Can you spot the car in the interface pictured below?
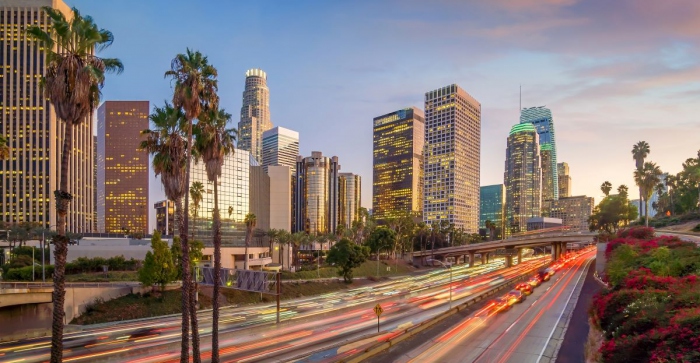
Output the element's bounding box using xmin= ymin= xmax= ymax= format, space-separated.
xmin=528 ymin=276 xmax=542 ymax=287
xmin=545 ymin=267 xmax=556 ymax=276
xmin=515 ymin=282 xmax=533 ymax=295
xmin=488 ymin=297 xmax=511 ymax=313
xmin=538 ymin=270 xmax=551 ymax=282
xmin=505 ymin=290 xmax=525 ymax=305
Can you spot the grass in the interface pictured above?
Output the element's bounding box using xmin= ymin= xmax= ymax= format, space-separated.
xmin=70 ymin=289 xmax=213 ymax=325
xmin=217 ymin=280 xmax=354 ymax=305
xmin=281 ymin=259 xmax=416 ymax=280
xmin=65 ymin=271 xmax=138 ymax=282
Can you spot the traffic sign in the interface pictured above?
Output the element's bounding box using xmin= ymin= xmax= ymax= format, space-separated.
xmin=374 ymin=303 xmax=383 ymax=317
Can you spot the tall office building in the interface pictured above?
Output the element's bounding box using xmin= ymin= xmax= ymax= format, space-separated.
xmin=0 ymin=0 xmax=94 ymax=232
xmin=423 ymin=84 xmax=481 ymax=232
xmin=557 ymin=162 xmax=571 ymax=198
xmin=479 ymin=184 xmax=506 ymax=239
xmin=372 ymin=107 xmax=424 ymax=222
xmin=339 ymin=173 xmax=361 ymax=229
xmin=97 ymin=101 xmax=149 ymax=234
xmin=294 ymin=152 xmax=340 ymax=234
xmin=154 ymin=200 xmax=175 ymax=236
xmin=521 ymin=106 xmax=558 ymax=201
xmin=262 ymin=126 xmax=299 ymax=173
xmin=545 ymin=196 xmax=594 ymax=231
xmin=504 ymin=123 xmax=542 ymax=234
xmin=238 ymin=68 xmax=272 ymax=164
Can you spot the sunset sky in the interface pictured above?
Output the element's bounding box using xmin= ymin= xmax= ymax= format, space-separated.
xmin=68 ymin=0 xmax=700 ymax=229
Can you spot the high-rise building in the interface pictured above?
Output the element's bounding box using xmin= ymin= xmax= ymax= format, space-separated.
xmin=372 ymin=107 xmax=424 ymax=222
xmin=238 ymin=68 xmax=272 ymax=164
xmin=479 ymin=184 xmax=506 ymax=239
xmin=294 ymin=152 xmax=340 ymax=234
xmin=545 ymin=196 xmax=594 ymax=231
xmin=423 ymin=84 xmax=481 ymax=232
xmin=97 ymin=101 xmax=149 ymax=234
xmin=268 ymin=165 xmax=292 ymax=231
xmin=339 ymin=173 xmax=361 ymax=229
xmin=262 ymin=126 xmax=299 ymax=174
xmin=521 ymin=106 xmax=558 ymax=201
xmin=0 ymin=0 xmax=94 ymax=232
xmin=504 ymin=123 xmax=542 ymax=234
xmin=557 ymin=162 xmax=571 ymax=198
xmin=154 ymin=200 xmax=175 ymax=236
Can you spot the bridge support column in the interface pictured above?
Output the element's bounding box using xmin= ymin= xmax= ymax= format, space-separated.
xmin=468 ymin=252 xmax=475 ymax=267
xmin=486 ymin=253 xmax=490 ymax=263
xmin=551 ymin=243 xmax=557 ymax=261
xmin=517 ymin=248 xmax=523 ymax=265
xmin=505 ymin=255 xmax=513 ymax=268
xmin=481 ymin=253 xmax=486 ymax=265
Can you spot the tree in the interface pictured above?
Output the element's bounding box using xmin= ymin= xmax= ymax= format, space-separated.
xmin=138 ymin=231 xmax=175 ymax=292
xmin=589 ymin=192 xmax=638 ymax=234
xmin=171 ymin=237 xmax=204 ymax=281
xmin=0 ymin=134 xmax=8 ymax=160
xmin=139 ymin=103 xmax=191 ymax=361
xmin=244 ymin=213 xmax=257 ymax=270
xmin=365 ymin=226 xmax=396 ymax=255
xmin=276 ymin=230 xmax=291 ymax=270
xmin=617 ymin=184 xmax=629 ymax=199
xmin=485 ymin=220 xmax=496 ymax=241
xmin=189 ymin=181 xmax=204 ymax=239
xmin=632 ymin=141 xmax=650 ymax=220
xmin=326 ymin=238 xmax=370 ymax=283
xmin=601 ymin=181 xmax=612 ymax=197
xmin=634 ymin=161 xmax=662 ymax=227
xmin=290 ymin=231 xmax=307 ymax=271
xmin=26 ymin=8 xmax=123 ymax=361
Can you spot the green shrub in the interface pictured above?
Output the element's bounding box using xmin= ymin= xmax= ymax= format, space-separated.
xmin=693 ymin=224 xmax=700 ymax=232
xmin=5 ymin=265 xmax=54 ymax=281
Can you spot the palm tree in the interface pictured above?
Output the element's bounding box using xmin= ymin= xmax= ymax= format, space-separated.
xmin=0 ymin=135 xmax=9 ymax=160
xmin=290 ymin=231 xmax=306 ymax=271
xmin=665 ymin=175 xmax=676 ymax=216
xmin=26 ymin=8 xmax=123 ymax=361
xmin=244 ymin=213 xmax=257 ymax=270
xmin=276 ymin=230 xmax=290 ymax=270
xmin=267 ymin=228 xmax=280 ymax=257
xmin=484 ymin=220 xmax=496 ymax=241
xmin=165 ymin=49 xmax=218 ymax=363
xmin=189 ymin=181 xmax=204 ymax=239
xmin=632 ymin=141 xmax=651 ymax=220
xmin=600 ymin=181 xmax=612 ymax=197
xmin=617 ymin=184 xmax=629 ymax=199
xmin=140 ymin=103 xmax=188 ymax=359
xmin=192 ymin=108 xmax=235 ymax=362
xmin=634 ymin=161 xmax=663 ymax=227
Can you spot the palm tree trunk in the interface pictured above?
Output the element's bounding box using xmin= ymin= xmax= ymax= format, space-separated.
xmin=645 ymin=198 xmax=650 ymax=227
xmin=639 ymin=188 xmax=644 ymax=222
xmin=210 ymin=180 xmax=222 ymax=362
xmin=244 ymin=229 xmax=250 ymax=270
xmin=183 ymin=119 xmax=200 ymax=363
xmin=50 ymin=121 xmax=73 ymax=363
xmin=176 ymin=197 xmax=191 ymax=363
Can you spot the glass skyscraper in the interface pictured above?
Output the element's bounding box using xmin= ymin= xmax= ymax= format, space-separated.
xmin=504 ymin=123 xmax=542 ymax=234
xmin=557 ymin=162 xmax=571 ymax=198
xmin=238 ymin=68 xmax=272 ymax=164
xmin=479 ymin=184 xmax=506 ymax=239
xmin=294 ymin=152 xmax=340 ymax=234
xmin=424 ymin=84 xmax=481 ymax=232
xmin=372 ymin=107 xmax=424 ymax=222
xmin=262 ymin=126 xmax=299 ymax=174
xmin=520 ymin=106 xmax=558 ymax=202
xmin=339 ymin=173 xmax=361 ymax=229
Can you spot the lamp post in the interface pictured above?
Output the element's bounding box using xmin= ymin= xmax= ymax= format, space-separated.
xmin=428 ymin=259 xmax=453 ymax=309
xmin=41 ymin=225 xmax=56 ymax=283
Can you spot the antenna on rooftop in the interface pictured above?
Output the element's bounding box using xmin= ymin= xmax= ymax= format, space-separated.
xmin=519 ymin=84 xmax=522 ymax=112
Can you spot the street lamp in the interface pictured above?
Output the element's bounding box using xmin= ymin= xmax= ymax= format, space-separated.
xmin=41 ymin=225 xmax=57 ymax=283
xmin=428 ymin=259 xmax=453 ymax=309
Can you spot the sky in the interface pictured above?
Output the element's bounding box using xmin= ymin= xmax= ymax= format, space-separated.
xmin=67 ymin=0 xmax=700 ymax=230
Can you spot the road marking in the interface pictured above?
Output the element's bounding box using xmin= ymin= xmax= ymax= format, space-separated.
xmin=530 ymin=299 xmax=538 ymax=307
xmin=505 ymin=321 xmax=517 ymax=332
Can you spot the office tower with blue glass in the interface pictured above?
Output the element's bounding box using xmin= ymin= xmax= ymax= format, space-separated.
xmin=520 ymin=106 xmax=558 ymax=202
xmin=480 ymin=184 xmax=506 ymax=239
xmin=504 ymin=123 xmax=542 ymax=234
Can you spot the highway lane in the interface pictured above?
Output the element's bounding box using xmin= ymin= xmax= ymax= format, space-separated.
xmin=391 ymin=248 xmax=594 ymax=363
xmin=0 ymin=256 xmax=546 ymax=362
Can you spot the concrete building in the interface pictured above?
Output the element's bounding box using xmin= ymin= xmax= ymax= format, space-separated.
xmin=0 ymin=0 xmax=94 ymax=232
xmin=97 ymin=101 xmax=149 ymax=234
xmin=423 ymin=84 xmax=481 ymax=232
xmin=372 ymin=107 xmax=424 ymax=222
xmin=526 ymin=217 xmax=562 ymax=231
xmin=238 ymin=68 xmax=272 ymax=164
xmin=262 ymin=126 xmax=299 ymax=174
xmin=545 ymin=195 xmax=594 ymax=231
xmin=294 ymin=152 xmax=340 ymax=234
xmin=557 ymin=162 xmax=571 ymax=198
xmin=268 ymin=165 xmax=293 ymax=268
xmin=154 ymin=200 xmax=175 ymax=236
xmin=339 ymin=173 xmax=361 ymax=229
xmin=479 ymin=184 xmax=506 ymax=239
xmin=505 ymin=123 xmax=542 ymax=234
xmin=521 ymin=106 xmax=558 ymax=202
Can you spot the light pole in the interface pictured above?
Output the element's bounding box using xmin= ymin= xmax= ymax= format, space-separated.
xmin=41 ymin=225 xmax=56 ymax=283
xmin=428 ymin=259 xmax=452 ymax=309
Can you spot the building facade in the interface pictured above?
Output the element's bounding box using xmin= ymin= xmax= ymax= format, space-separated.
xmin=557 ymin=162 xmax=571 ymax=198
xmin=521 ymin=106 xmax=558 ymax=202
xmin=423 ymin=84 xmax=481 ymax=232
xmin=479 ymin=184 xmax=506 ymax=239
xmin=339 ymin=173 xmax=361 ymax=229
xmin=97 ymin=101 xmax=149 ymax=234
xmin=372 ymin=107 xmax=424 ymax=222
xmin=294 ymin=152 xmax=340 ymax=234
xmin=238 ymin=68 xmax=272 ymax=164
xmin=545 ymin=195 xmax=594 ymax=231
xmin=154 ymin=200 xmax=175 ymax=236
xmin=262 ymin=126 xmax=299 ymax=174
xmin=0 ymin=0 xmax=94 ymax=232
xmin=504 ymin=123 xmax=542 ymax=234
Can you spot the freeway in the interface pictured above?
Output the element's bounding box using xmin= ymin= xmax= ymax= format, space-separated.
xmin=382 ymin=248 xmax=594 ymax=363
xmin=0 ymin=255 xmax=550 ymax=362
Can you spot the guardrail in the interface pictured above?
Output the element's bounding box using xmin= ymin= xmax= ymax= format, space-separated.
xmin=0 ymin=281 xmax=139 ymax=289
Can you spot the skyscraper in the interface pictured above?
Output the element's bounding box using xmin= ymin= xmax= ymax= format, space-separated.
xmin=262 ymin=126 xmax=299 ymax=174
xmin=294 ymin=152 xmax=340 ymax=234
xmin=521 ymin=106 xmax=558 ymax=202
xmin=504 ymin=123 xmax=542 ymax=234
xmin=479 ymin=184 xmax=506 ymax=239
xmin=372 ymin=107 xmax=424 ymax=222
xmin=339 ymin=173 xmax=361 ymax=229
xmin=97 ymin=101 xmax=149 ymax=234
xmin=423 ymin=84 xmax=481 ymax=232
xmin=154 ymin=200 xmax=175 ymax=236
xmin=0 ymin=0 xmax=94 ymax=232
xmin=545 ymin=195 xmax=594 ymax=231
xmin=238 ymin=68 xmax=272 ymax=164
xmin=557 ymin=162 xmax=571 ymax=198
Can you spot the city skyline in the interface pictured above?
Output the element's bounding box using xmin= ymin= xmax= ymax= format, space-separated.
xmin=56 ymin=0 xmax=700 ymax=231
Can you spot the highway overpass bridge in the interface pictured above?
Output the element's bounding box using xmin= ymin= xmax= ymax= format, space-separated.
xmin=412 ymin=230 xmax=596 ymax=267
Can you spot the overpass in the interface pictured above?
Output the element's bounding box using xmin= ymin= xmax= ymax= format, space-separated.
xmin=412 ymin=230 xmax=596 ymax=267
